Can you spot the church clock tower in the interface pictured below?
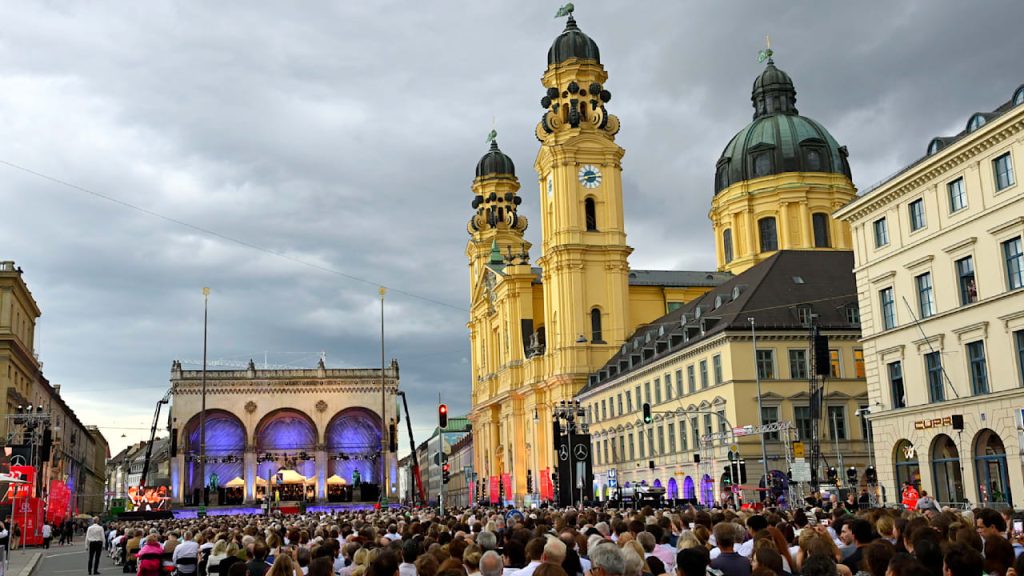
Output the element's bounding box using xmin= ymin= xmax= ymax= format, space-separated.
xmin=534 ymin=10 xmax=630 ymax=384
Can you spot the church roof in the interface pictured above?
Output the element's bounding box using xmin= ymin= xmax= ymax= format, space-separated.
xmin=526 ymin=267 xmax=730 ymax=287
xmin=582 ymin=250 xmax=859 ymax=394
xmin=548 ymin=15 xmax=600 ymax=65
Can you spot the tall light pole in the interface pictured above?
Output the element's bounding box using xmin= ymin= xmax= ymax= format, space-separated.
xmin=199 ymin=287 xmax=210 ymax=506
xmin=379 ymin=287 xmax=387 ymax=503
xmin=750 ymin=318 xmax=769 ymax=496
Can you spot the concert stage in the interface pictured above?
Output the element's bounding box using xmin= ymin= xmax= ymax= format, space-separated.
xmin=169 ymin=502 xmax=400 ymax=519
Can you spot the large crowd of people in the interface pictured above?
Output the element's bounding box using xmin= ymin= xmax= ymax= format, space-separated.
xmin=91 ymin=500 xmax=1024 ymax=576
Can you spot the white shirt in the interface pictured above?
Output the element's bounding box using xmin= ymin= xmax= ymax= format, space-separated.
xmin=173 ymin=540 xmax=200 ymax=574
xmin=42 ymin=525 xmax=52 ymax=538
xmin=86 ymin=524 xmax=105 ymax=542
xmin=400 ymin=562 xmax=418 ymax=576
xmin=512 ymin=561 xmax=542 ymax=576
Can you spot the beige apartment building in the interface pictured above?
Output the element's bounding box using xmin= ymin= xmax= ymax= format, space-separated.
xmin=835 ymin=83 xmax=1024 ymax=508
xmin=578 ymin=251 xmax=870 ymax=506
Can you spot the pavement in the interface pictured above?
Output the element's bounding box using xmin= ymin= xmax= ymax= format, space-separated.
xmin=6 ymin=539 xmax=104 ymax=576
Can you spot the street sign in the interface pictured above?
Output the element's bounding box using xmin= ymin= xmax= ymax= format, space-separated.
xmin=791 ymin=461 xmax=812 ymax=482
xmin=793 ymin=442 xmax=805 ymax=459
xmin=733 ymin=427 xmax=747 ymax=437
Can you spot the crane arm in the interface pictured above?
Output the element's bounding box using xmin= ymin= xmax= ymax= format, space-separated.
xmin=140 ymin=388 xmax=172 ymax=490
xmin=397 ymin=391 xmax=426 ymax=504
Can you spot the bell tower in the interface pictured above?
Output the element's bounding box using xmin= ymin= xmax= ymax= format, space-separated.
xmin=534 ymin=9 xmax=630 ymax=378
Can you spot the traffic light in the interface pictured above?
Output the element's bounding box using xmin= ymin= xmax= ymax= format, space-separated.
xmin=642 ymin=402 xmax=652 ymax=424
xmin=827 ymin=467 xmax=838 ymax=483
xmin=865 ymin=466 xmax=877 ymax=484
xmin=438 ymin=403 xmax=448 ymax=429
xmin=723 ymin=467 xmax=732 ymax=487
xmin=442 ymin=463 xmax=450 ymax=484
xmin=738 ymin=460 xmax=747 ymax=484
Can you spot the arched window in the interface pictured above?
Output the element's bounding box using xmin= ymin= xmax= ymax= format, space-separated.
xmin=722 ymin=229 xmax=734 ymax=263
xmin=1015 ymin=86 xmax=1024 ymax=106
xmin=967 ymin=114 xmax=987 ymax=132
xmin=812 ymin=213 xmax=831 ymax=248
xmin=591 ymin=308 xmax=604 ymax=343
xmin=927 ymin=139 xmax=944 ymax=156
xmin=758 ymin=217 xmax=778 ymax=252
xmin=585 ymin=198 xmax=597 ymax=231
xmin=804 ymin=148 xmax=822 ymax=171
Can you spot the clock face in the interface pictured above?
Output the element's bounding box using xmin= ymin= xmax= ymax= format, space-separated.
xmin=578 ymin=165 xmax=602 ymax=188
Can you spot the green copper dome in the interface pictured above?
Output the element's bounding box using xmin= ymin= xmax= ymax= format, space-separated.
xmin=548 ymin=15 xmax=600 ymax=65
xmin=715 ymin=59 xmax=851 ymax=194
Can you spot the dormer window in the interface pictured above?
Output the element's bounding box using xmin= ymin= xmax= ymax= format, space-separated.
xmin=927 ymin=139 xmax=944 ymax=156
xmin=1015 ymin=86 xmax=1024 ymax=106
xmin=753 ymin=151 xmax=773 ymax=178
xmin=967 ymin=114 xmax=987 ymax=132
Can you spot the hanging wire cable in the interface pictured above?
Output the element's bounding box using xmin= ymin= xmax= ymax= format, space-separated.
xmin=0 ymin=159 xmax=468 ymax=312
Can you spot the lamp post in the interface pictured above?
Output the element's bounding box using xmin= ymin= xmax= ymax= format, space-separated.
xmin=199 ymin=287 xmax=210 ymax=506
xmin=379 ymin=287 xmax=387 ymax=504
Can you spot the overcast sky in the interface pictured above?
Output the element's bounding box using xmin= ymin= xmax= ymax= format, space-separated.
xmin=1 ymin=1 xmax=1022 ymax=458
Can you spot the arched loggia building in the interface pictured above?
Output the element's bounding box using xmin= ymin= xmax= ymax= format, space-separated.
xmin=168 ymin=359 xmax=400 ymax=506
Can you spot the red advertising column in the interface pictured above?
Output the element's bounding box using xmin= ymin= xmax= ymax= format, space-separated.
xmin=488 ymin=476 xmax=499 ymax=504
xmin=11 ymin=497 xmax=44 ymax=546
xmin=501 ymin=473 xmax=512 ymax=505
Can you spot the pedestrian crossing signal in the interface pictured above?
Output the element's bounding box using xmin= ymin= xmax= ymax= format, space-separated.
xmin=642 ymin=403 xmax=652 ymax=424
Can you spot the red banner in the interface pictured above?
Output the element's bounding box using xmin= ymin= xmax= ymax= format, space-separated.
xmin=540 ymin=468 xmax=553 ymax=502
xmin=6 ymin=465 xmax=35 ymax=499
xmin=501 ymin=473 xmax=512 ymax=503
xmin=11 ymin=497 xmax=44 ymax=546
xmin=489 ymin=476 xmax=499 ymax=504
xmin=47 ymin=480 xmax=72 ymax=523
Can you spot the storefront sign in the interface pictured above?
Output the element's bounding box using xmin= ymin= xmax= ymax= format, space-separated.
xmin=914 ymin=416 xmax=952 ymax=430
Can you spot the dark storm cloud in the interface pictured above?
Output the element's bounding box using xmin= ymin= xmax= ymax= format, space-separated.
xmin=0 ymin=1 xmax=1021 ymax=454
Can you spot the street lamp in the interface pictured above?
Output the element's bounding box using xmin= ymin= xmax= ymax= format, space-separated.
xmin=199 ymin=287 xmax=210 ymax=506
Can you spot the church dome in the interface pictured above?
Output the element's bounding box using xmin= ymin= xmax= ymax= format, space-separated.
xmin=476 ymin=140 xmax=515 ymax=178
xmin=547 ymin=15 xmax=600 ymax=65
xmin=714 ymin=58 xmax=851 ymax=194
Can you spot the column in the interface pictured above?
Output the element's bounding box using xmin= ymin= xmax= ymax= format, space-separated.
xmin=244 ymin=446 xmax=257 ymax=503
xmin=172 ymin=454 xmax=184 ymax=504
xmin=315 ymin=446 xmax=328 ymax=501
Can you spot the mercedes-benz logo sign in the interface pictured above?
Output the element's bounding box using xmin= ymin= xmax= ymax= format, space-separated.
xmin=558 ymin=445 xmax=569 ymax=461
xmin=9 ymin=455 xmax=26 ymax=466
xmin=573 ymin=444 xmax=588 ymax=460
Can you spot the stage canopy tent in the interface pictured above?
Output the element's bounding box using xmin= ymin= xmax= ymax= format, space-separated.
xmin=224 ymin=477 xmax=245 ymax=488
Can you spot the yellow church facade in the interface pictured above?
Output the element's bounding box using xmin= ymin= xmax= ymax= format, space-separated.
xmin=466 ymin=14 xmax=862 ymax=504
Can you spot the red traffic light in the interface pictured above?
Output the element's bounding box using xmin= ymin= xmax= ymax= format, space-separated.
xmin=443 ymin=463 xmax=450 ymax=472
xmin=439 ymin=403 xmax=449 ymax=428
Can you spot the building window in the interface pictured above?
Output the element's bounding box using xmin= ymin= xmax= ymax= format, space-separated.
xmin=687 ymin=365 xmax=696 ymax=394
xmin=680 ymin=421 xmax=688 ymax=451
xmin=846 ymin=304 xmax=860 ymax=325
xmin=889 ymin=361 xmax=906 ymax=409
xmin=723 ymin=229 xmax=734 ymax=263
xmin=1016 ymin=330 xmax=1024 ymax=387
xmin=948 ymin=177 xmax=967 ymax=213
xmin=968 ymin=114 xmax=987 ymax=132
xmin=625 ymin=391 xmax=632 ymax=412
xmin=619 ymin=436 xmax=625 ymax=463
xmin=761 ymin=406 xmax=780 ymax=440
xmin=654 ymin=378 xmax=662 ymax=404
xmin=926 ymin=351 xmax=944 ymax=402
xmin=635 ymin=386 xmax=641 ymax=410
xmin=794 ymin=406 xmax=813 ymax=440
xmin=675 ymin=369 xmax=683 ymax=397
xmin=647 ymin=428 xmax=655 ymax=456
xmin=759 ymin=217 xmax=778 ymax=252
xmin=644 ymin=382 xmax=651 ymax=405
xmin=591 ymin=308 xmax=603 ymax=343
xmin=796 ymin=305 xmax=813 ymax=326
xmin=956 ymin=256 xmax=978 ymax=305
xmin=994 ymin=153 xmax=1015 ymax=191
xmin=603 ymin=439 xmax=609 ymax=463
xmin=718 ymin=410 xmax=728 ymax=437
xmin=858 ymin=405 xmax=870 ymax=440
xmin=829 ymin=350 xmax=841 ymax=378
xmin=657 ymin=426 xmax=665 ymax=454
xmin=667 ymin=423 xmax=676 ymax=453
xmin=827 ymin=406 xmax=847 ymax=440
xmin=1015 ymin=87 xmax=1024 ymax=106
xmin=790 ymin=349 xmax=808 ymax=380
xmin=691 ymin=419 xmax=700 ymax=449
xmin=909 ymin=198 xmax=926 ymax=231
xmin=756 ymin=349 xmax=775 ymax=379
xmin=854 ymin=349 xmax=865 ymax=379
xmin=617 ymin=393 xmax=623 ymax=415
xmin=754 ymin=151 xmax=772 ymax=177
xmin=664 ymin=374 xmax=672 ymax=400
xmin=585 ymin=197 xmax=597 ymax=231
xmin=713 ymin=355 xmax=723 ymax=385
xmin=916 ymin=272 xmax=936 ymax=318
xmin=812 ymin=213 xmax=831 ymax=248
xmin=804 ymin=147 xmax=823 ymax=171
xmin=638 ymin=431 xmax=645 ymax=458
xmin=1004 ymin=237 xmax=1023 ymax=291
xmin=874 ymin=217 xmax=889 ymax=247
xmin=601 ymin=400 xmax=607 ymax=420
xmin=967 ymin=341 xmax=989 ymax=395
xmin=699 ymin=360 xmax=708 ymax=388
xmin=880 ymin=287 xmax=896 ymax=330
xmin=628 ymin=433 xmax=635 ymax=460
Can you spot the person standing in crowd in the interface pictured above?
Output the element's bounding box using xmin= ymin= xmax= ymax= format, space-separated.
xmin=900 ymin=482 xmax=919 ymax=511
xmin=710 ymin=523 xmax=751 ymax=576
xmin=41 ymin=521 xmax=52 ymax=549
xmin=86 ymin=517 xmax=105 ymax=575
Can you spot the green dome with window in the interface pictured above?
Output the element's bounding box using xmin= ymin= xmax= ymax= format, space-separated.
xmin=714 ymin=58 xmax=852 ymax=194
